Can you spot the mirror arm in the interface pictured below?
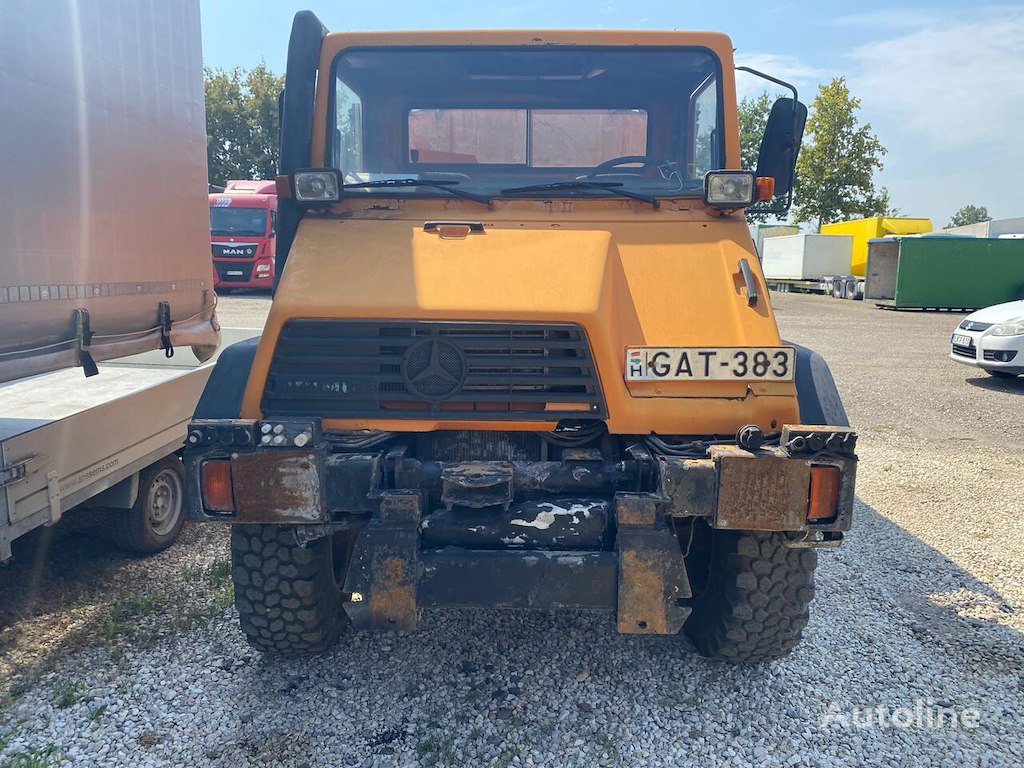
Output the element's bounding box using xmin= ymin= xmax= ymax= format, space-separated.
xmin=735 ymin=66 xmax=799 ymax=104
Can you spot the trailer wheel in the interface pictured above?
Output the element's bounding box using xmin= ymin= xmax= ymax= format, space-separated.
xmin=108 ymin=456 xmax=186 ymax=554
xmin=683 ymin=527 xmax=817 ymax=662
xmin=230 ymin=524 xmax=350 ymax=654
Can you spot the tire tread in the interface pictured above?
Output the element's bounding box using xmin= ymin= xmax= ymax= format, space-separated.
xmin=685 ymin=530 xmax=816 ymax=663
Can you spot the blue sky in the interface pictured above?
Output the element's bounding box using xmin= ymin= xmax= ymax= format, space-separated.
xmin=200 ymin=1 xmax=1024 ymax=227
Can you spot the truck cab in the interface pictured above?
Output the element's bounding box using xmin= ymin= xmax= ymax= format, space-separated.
xmin=185 ymin=15 xmax=857 ymax=662
xmin=209 ymin=180 xmax=278 ymax=290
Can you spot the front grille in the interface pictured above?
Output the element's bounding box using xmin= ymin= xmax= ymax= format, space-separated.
xmin=959 ymin=320 xmax=993 ymax=332
xmin=215 ymin=262 xmax=254 ymax=282
xmin=262 ymin=320 xmax=607 ymax=421
xmin=212 ymin=243 xmax=259 ymax=259
xmin=983 ymin=350 xmax=1018 ymax=362
xmin=951 ymin=343 xmax=976 ymax=359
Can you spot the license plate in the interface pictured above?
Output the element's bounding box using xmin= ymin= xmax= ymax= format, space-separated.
xmin=626 ymin=347 xmax=796 ymax=381
xmin=951 ymin=334 xmax=972 ymax=346
xmin=226 ymin=271 xmax=243 ymax=276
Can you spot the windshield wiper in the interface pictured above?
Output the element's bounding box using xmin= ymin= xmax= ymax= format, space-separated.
xmin=500 ymin=181 xmax=658 ymax=206
xmin=342 ymin=178 xmax=492 ymax=205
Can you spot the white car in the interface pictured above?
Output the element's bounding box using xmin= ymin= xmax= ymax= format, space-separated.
xmin=950 ymin=300 xmax=1024 ymax=378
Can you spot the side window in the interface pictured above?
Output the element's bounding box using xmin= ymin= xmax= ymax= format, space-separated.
xmin=269 ymin=210 xmax=276 ymax=236
xmin=690 ymin=74 xmax=718 ymax=178
xmin=334 ymin=79 xmax=363 ymax=179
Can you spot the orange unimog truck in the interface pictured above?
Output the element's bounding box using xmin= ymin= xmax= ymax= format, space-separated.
xmin=184 ymin=13 xmax=857 ymax=662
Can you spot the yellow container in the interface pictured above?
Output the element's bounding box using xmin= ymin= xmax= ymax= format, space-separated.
xmin=820 ymin=217 xmax=932 ymax=276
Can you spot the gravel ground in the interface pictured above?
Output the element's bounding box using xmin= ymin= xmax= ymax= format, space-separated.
xmin=1 ymin=292 xmax=1022 ymax=767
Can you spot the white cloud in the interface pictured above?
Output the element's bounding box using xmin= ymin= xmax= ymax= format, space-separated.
xmin=847 ymin=8 xmax=1024 ymax=152
xmin=733 ymin=53 xmax=831 ymax=102
xmin=828 ymin=8 xmax=944 ymax=29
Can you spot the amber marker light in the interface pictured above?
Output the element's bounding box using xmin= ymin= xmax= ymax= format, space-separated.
xmin=807 ymin=465 xmax=841 ymax=523
xmin=201 ymin=460 xmax=235 ymax=512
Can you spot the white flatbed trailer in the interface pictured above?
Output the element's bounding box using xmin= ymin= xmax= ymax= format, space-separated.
xmin=0 ymin=330 xmax=259 ymax=562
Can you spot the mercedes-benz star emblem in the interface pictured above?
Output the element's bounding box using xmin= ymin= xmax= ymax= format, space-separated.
xmin=401 ymin=337 xmax=468 ymax=401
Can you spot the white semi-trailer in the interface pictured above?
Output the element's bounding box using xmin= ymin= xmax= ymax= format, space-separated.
xmin=0 ymin=0 xmax=225 ymax=561
xmin=761 ymin=234 xmax=856 ymax=296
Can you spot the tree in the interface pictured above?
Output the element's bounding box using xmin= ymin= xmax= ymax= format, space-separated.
xmin=205 ymin=62 xmax=284 ymax=186
xmin=947 ymin=205 xmax=991 ymax=228
xmin=793 ymin=77 xmax=889 ymax=231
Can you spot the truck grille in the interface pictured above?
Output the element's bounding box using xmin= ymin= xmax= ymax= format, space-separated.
xmin=214 ymin=262 xmax=254 ymax=282
xmin=212 ymin=243 xmax=259 ymax=259
xmin=262 ymin=320 xmax=607 ymax=421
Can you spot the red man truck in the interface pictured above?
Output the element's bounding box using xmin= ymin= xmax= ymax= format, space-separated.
xmin=209 ymin=180 xmax=278 ymax=290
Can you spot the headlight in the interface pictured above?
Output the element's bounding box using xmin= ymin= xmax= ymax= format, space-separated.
xmin=990 ymin=319 xmax=1024 ymax=336
xmin=292 ymin=169 xmax=342 ymax=203
xmin=703 ymin=171 xmax=755 ymax=207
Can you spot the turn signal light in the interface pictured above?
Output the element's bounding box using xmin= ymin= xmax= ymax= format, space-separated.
xmin=755 ymin=176 xmax=776 ymax=202
xmin=201 ymin=460 xmax=235 ymax=512
xmin=807 ymin=465 xmax=840 ymax=522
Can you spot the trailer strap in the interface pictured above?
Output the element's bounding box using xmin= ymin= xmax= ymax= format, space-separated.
xmin=158 ymin=301 xmax=174 ymax=358
xmin=73 ymin=308 xmax=99 ymax=377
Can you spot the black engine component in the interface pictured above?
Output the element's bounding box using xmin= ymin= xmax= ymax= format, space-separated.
xmin=415 ymin=430 xmax=542 ymax=462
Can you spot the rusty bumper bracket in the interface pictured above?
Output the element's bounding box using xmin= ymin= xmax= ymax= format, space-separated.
xmin=343 ymin=490 xmax=421 ymax=631
xmin=615 ymin=493 xmax=691 ymax=635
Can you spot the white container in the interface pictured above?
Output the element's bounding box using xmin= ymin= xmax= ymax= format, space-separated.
xmin=761 ymin=234 xmax=854 ymax=280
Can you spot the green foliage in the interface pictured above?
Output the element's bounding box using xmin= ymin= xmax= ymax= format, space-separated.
xmin=738 ymin=91 xmax=788 ymax=223
xmin=51 ymin=680 xmax=88 ymax=710
xmin=738 ymin=91 xmax=776 ymax=172
xmin=947 ymin=205 xmax=991 ymax=228
xmin=0 ymin=744 xmax=58 ymax=768
xmin=793 ymin=77 xmax=889 ymax=230
xmin=205 ymin=62 xmax=284 ymax=187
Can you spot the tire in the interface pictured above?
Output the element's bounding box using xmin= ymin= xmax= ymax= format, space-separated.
xmin=108 ymin=457 xmax=186 ymax=554
xmin=684 ymin=528 xmax=817 ymax=662
xmin=985 ymin=369 xmax=1018 ymax=379
xmin=230 ymin=524 xmax=349 ymax=654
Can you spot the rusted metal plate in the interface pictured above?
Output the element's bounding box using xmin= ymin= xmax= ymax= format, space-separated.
xmin=344 ymin=490 xmax=421 ymax=630
xmin=441 ymin=461 xmax=513 ymax=509
xmin=615 ymin=494 xmax=691 ymax=635
xmin=344 ymin=526 xmax=420 ymax=631
xmin=230 ymin=451 xmax=324 ymax=523
xmin=713 ymin=451 xmax=810 ymax=531
xmin=658 ymin=457 xmax=717 ymax=518
xmin=378 ymin=489 xmax=422 ymax=523
xmin=614 ymin=491 xmax=659 ymax=527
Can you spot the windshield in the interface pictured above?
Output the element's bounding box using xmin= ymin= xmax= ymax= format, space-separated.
xmin=329 ymin=46 xmax=723 ymax=200
xmin=210 ymin=206 xmax=268 ymax=236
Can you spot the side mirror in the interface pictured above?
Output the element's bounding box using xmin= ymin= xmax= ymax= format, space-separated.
xmin=755 ymin=97 xmax=807 ymax=197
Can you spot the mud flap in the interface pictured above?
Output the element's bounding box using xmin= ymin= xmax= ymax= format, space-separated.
xmin=343 ymin=490 xmax=421 ymax=631
xmin=615 ymin=493 xmax=691 ymax=634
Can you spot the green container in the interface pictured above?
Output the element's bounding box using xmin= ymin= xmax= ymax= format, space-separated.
xmin=864 ymin=237 xmax=1024 ymax=309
